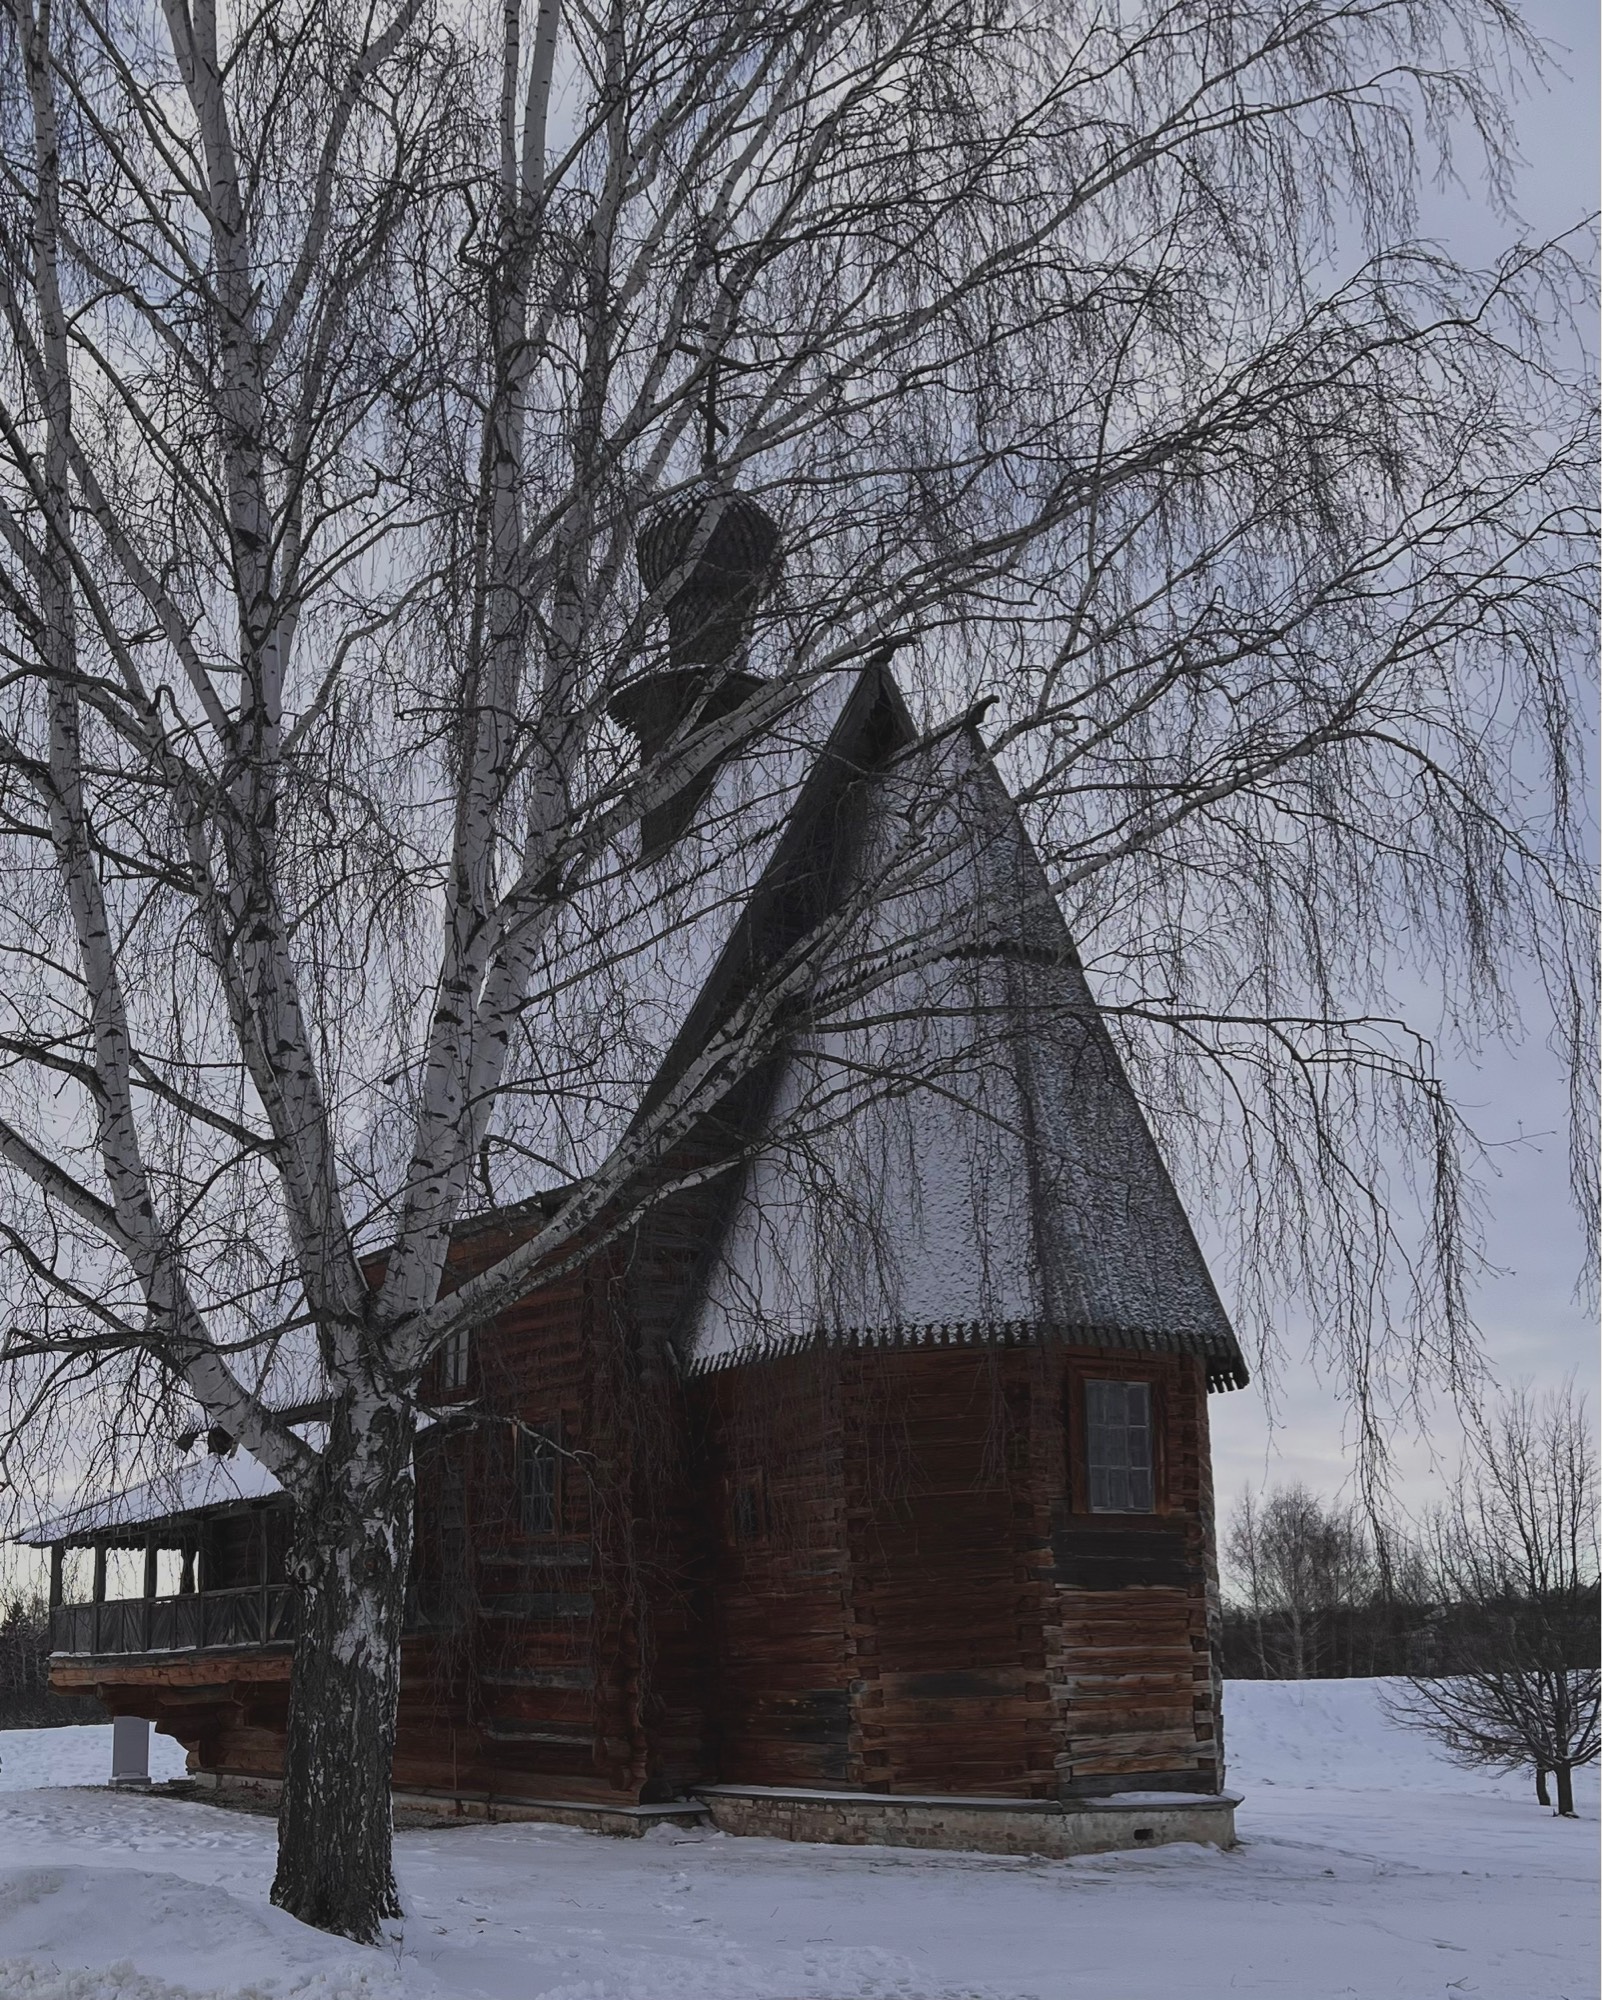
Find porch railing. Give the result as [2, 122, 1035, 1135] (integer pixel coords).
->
[50, 1584, 299, 1658]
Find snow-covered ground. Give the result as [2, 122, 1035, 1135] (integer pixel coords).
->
[0, 1679, 1593, 2000]
[0, 1724, 189, 1792]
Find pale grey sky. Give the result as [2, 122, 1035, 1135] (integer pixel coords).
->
[1211, 0, 1599, 1523]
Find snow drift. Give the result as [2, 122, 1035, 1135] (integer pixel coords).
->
[0, 1680, 1591, 2000]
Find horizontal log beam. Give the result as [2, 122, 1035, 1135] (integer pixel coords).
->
[51, 1652, 292, 1691]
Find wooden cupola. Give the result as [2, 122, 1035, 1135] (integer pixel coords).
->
[612, 481, 782, 857]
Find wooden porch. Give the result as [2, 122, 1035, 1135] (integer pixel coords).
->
[50, 1584, 299, 1659]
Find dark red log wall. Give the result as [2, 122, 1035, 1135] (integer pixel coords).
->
[63, 1226, 1224, 1809]
[696, 1340, 1221, 1798]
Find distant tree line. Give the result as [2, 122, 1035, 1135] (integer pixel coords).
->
[1221, 1485, 1421, 1679]
[0, 1593, 101, 1728]
[1218, 1485, 1561, 1679]
[1223, 1385, 1599, 1815]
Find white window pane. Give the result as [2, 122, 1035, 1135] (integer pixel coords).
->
[1086, 1379, 1154, 1513]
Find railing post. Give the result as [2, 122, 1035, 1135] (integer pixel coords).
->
[142, 1536, 157, 1652]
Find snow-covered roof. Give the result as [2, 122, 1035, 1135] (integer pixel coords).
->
[16, 1445, 287, 1547]
[679, 692, 1248, 1389]
[20, 660, 1245, 1557]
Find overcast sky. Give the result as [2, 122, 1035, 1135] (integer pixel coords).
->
[1210, 0, 1599, 1524]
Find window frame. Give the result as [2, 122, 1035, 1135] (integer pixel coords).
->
[438, 1325, 471, 1395]
[727, 1468, 769, 1546]
[1066, 1362, 1167, 1517]
[516, 1422, 563, 1539]
[1084, 1378, 1155, 1514]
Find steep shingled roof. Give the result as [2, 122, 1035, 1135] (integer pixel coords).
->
[666, 664, 1248, 1390]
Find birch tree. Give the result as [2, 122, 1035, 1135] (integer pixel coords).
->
[1389, 1386, 1600, 1817]
[0, 0, 1594, 1941]
[1224, 1485, 1386, 1678]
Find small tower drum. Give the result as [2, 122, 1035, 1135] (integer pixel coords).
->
[613, 482, 782, 856]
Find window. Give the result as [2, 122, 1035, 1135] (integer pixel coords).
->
[440, 1327, 470, 1392]
[517, 1426, 561, 1536]
[1085, 1379, 1154, 1512]
[415, 1434, 470, 1628]
[729, 1472, 768, 1544]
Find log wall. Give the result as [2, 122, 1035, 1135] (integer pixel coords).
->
[390, 1214, 669, 1805]
[697, 1341, 1221, 1799]
[60, 1230, 1224, 1807]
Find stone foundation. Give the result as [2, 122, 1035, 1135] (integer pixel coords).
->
[696, 1784, 1240, 1857]
[389, 1790, 708, 1836]
[188, 1770, 707, 1836]
[180, 1770, 1237, 1856]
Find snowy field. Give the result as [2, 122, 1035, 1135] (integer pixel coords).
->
[0, 1679, 1593, 2000]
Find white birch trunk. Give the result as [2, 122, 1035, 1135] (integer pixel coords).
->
[271, 1393, 415, 1940]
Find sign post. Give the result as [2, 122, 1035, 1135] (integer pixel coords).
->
[110, 1714, 151, 1789]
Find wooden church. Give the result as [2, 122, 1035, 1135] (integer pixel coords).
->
[27, 486, 1248, 1856]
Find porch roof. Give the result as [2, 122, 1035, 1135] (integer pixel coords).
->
[15, 1446, 287, 1547]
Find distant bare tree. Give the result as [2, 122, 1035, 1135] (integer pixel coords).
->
[1388, 1386, 1600, 1816]
[1224, 1484, 1393, 1677]
[0, 1590, 99, 1726]
[0, 1592, 53, 1726]
[0, 0, 1593, 1942]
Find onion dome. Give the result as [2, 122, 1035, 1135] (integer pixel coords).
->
[634, 481, 782, 668]
[612, 482, 781, 859]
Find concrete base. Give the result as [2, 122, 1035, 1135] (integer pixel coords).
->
[696, 1783, 1240, 1857]
[389, 1789, 708, 1836]
[175, 1770, 1237, 1856]
[188, 1770, 708, 1836]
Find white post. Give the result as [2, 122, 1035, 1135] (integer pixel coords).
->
[110, 1715, 151, 1789]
